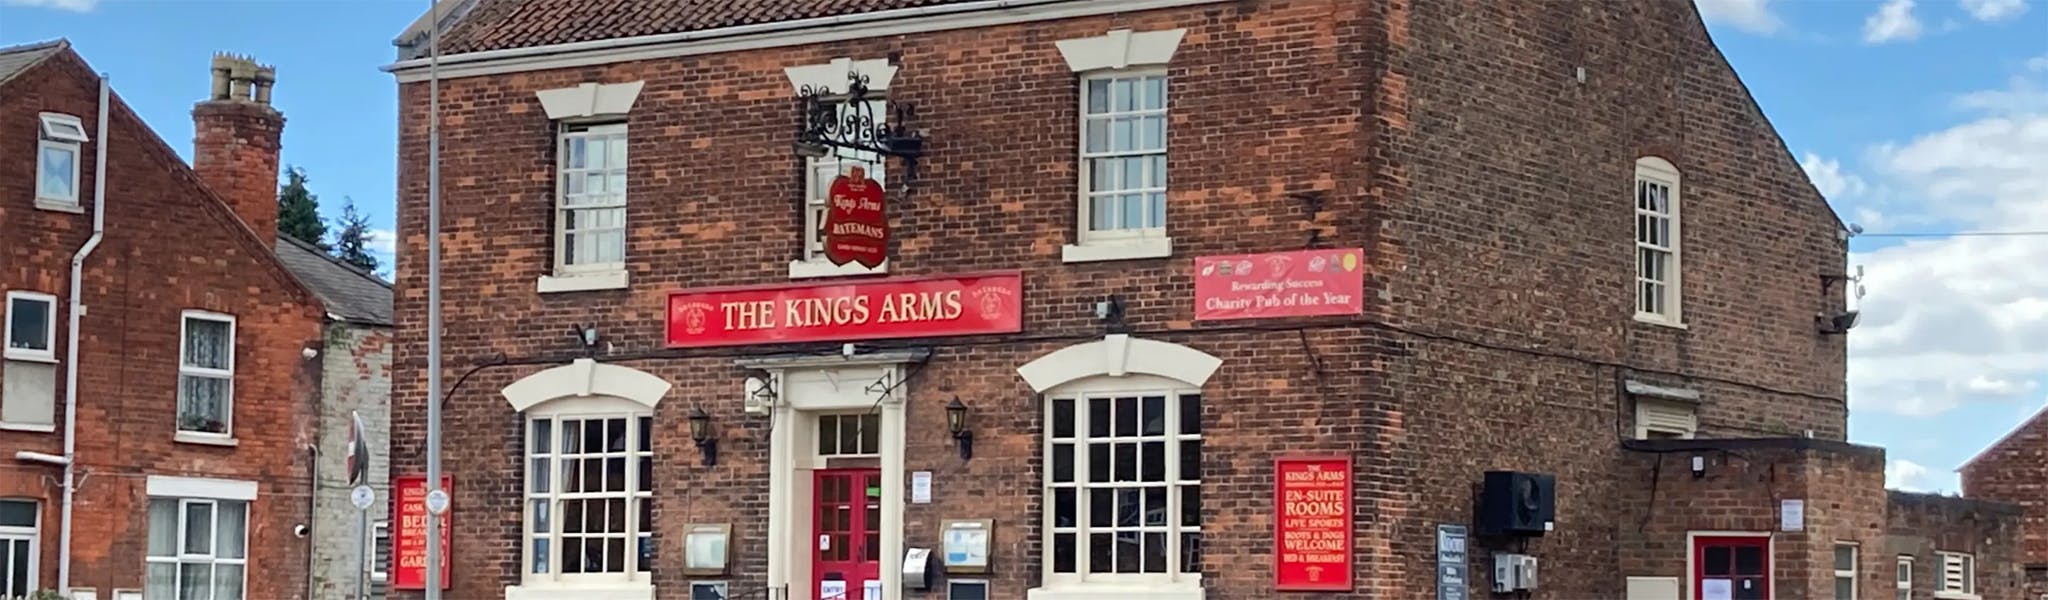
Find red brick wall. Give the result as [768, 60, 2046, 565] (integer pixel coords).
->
[0, 49, 323, 598]
[1963, 414, 2048, 566]
[1888, 491, 2026, 600]
[191, 100, 285, 240]
[387, 1, 1851, 599]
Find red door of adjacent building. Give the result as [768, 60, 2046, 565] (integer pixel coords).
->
[1693, 536, 1771, 600]
[815, 469, 882, 600]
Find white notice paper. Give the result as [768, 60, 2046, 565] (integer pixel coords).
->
[1781, 499, 1805, 532]
[821, 581, 847, 600]
[864, 580, 882, 598]
[912, 471, 933, 504]
[1702, 578, 1733, 600]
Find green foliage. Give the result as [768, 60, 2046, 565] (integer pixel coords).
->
[331, 197, 380, 273]
[278, 165, 329, 250]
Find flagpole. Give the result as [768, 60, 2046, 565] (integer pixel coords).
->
[424, 0, 446, 596]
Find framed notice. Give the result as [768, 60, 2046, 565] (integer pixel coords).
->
[1274, 456, 1353, 591]
[391, 475, 452, 590]
[1195, 249, 1365, 321]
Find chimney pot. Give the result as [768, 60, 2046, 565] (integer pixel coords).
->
[193, 52, 285, 242]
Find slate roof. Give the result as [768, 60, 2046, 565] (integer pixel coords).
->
[0, 39, 66, 86]
[276, 236, 394, 326]
[432, 0, 984, 54]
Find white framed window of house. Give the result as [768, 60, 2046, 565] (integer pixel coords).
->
[1835, 543, 1858, 600]
[1635, 156, 1683, 326]
[176, 311, 235, 441]
[0, 499, 39, 597]
[553, 123, 629, 279]
[1897, 555, 1913, 600]
[1937, 552, 1975, 598]
[1055, 29, 1186, 264]
[144, 497, 249, 600]
[37, 112, 89, 210]
[1634, 397, 1697, 440]
[5, 291, 57, 363]
[523, 407, 655, 587]
[1043, 377, 1203, 591]
[817, 412, 882, 457]
[370, 520, 391, 590]
[688, 582, 727, 600]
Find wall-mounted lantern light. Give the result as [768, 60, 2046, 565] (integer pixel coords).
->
[689, 406, 718, 467]
[946, 396, 974, 461]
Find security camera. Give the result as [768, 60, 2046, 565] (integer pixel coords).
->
[301, 348, 319, 360]
[293, 524, 309, 538]
[1816, 310, 1861, 335]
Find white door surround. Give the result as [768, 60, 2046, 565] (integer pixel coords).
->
[739, 350, 928, 600]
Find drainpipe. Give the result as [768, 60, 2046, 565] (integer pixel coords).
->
[57, 72, 111, 592]
[308, 443, 319, 600]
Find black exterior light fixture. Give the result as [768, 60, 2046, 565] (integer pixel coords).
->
[689, 407, 718, 466]
[794, 71, 926, 186]
[946, 396, 974, 461]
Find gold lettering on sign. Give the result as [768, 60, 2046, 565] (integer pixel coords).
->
[722, 300, 778, 330]
[876, 290, 961, 323]
[783, 296, 873, 328]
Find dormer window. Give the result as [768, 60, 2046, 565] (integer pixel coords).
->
[37, 112, 89, 209]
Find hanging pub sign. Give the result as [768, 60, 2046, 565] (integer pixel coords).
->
[1195, 248, 1366, 321]
[666, 273, 1023, 347]
[824, 165, 888, 268]
[1274, 456, 1353, 591]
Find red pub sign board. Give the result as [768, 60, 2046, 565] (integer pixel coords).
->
[666, 273, 1023, 347]
[391, 475, 452, 590]
[1274, 456, 1353, 591]
[1195, 249, 1365, 321]
[823, 166, 888, 268]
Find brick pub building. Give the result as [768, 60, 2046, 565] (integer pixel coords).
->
[1, 42, 332, 599]
[1962, 407, 2048, 600]
[382, 1, 2026, 599]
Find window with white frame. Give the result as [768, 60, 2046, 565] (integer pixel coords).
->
[1897, 556, 1913, 600]
[0, 500, 37, 598]
[144, 498, 248, 600]
[525, 412, 653, 582]
[689, 582, 727, 600]
[370, 520, 391, 590]
[1078, 72, 1168, 245]
[5, 291, 56, 362]
[555, 123, 628, 276]
[1635, 157, 1682, 323]
[1633, 397, 1696, 440]
[37, 113, 88, 206]
[1939, 552, 1973, 596]
[1835, 543, 1858, 600]
[177, 312, 235, 436]
[818, 413, 881, 457]
[1044, 384, 1202, 585]
[802, 100, 886, 266]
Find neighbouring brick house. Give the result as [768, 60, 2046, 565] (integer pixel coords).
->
[0, 40, 341, 600]
[379, 1, 2022, 599]
[1962, 405, 2048, 600]
[276, 235, 397, 600]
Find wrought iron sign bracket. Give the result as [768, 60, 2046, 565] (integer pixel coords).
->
[795, 71, 927, 190]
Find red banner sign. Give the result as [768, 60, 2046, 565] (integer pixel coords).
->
[392, 475, 451, 590]
[1195, 249, 1365, 321]
[1275, 456, 1353, 591]
[823, 167, 888, 268]
[666, 273, 1023, 347]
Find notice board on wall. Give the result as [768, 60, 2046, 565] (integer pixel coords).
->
[1274, 456, 1354, 591]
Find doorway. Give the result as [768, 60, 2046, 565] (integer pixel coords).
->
[814, 469, 882, 600]
[1693, 535, 1770, 600]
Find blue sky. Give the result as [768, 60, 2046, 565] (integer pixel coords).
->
[3, 0, 2045, 492]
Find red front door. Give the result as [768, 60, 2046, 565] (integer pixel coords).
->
[814, 469, 882, 600]
[1694, 536, 1771, 600]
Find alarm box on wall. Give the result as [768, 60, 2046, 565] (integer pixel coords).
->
[1478, 471, 1556, 537]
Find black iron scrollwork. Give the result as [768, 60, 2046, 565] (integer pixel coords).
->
[795, 71, 925, 186]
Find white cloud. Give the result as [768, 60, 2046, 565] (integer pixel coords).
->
[2029, 54, 2048, 72]
[1952, 76, 2048, 113]
[1960, 0, 2029, 21]
[366, 229, 397, 255]
[1864, 0, 1925, 44]
[1885, 459, 1931, 491]
[0, 0, 96, 11]
[1695, 0, 1784, 34]
[1799, 152, 1869, 201]
[1962, 375, 2039, 395]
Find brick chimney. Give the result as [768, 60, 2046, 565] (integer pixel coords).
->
[192, 53, 284, 241]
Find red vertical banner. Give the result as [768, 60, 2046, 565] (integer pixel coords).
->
[392, 475, 452, 590]
[1274, 456, 1353, 591]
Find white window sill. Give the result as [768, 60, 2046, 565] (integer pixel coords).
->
[35, 199, 84, 213]
[505, 584, 654, 600]
[1061, 237, 1174, 263]
[537, 271, 629, 294]
[0, 422, 56, 433]
[174, 432, 240, 447]
[788, 258, 889, 279]
[1028, 585, 1202, 600]
[1633, 314, 1688, 330]
[1934, 592, 1980, 600]
[4, 352, 58, 364]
